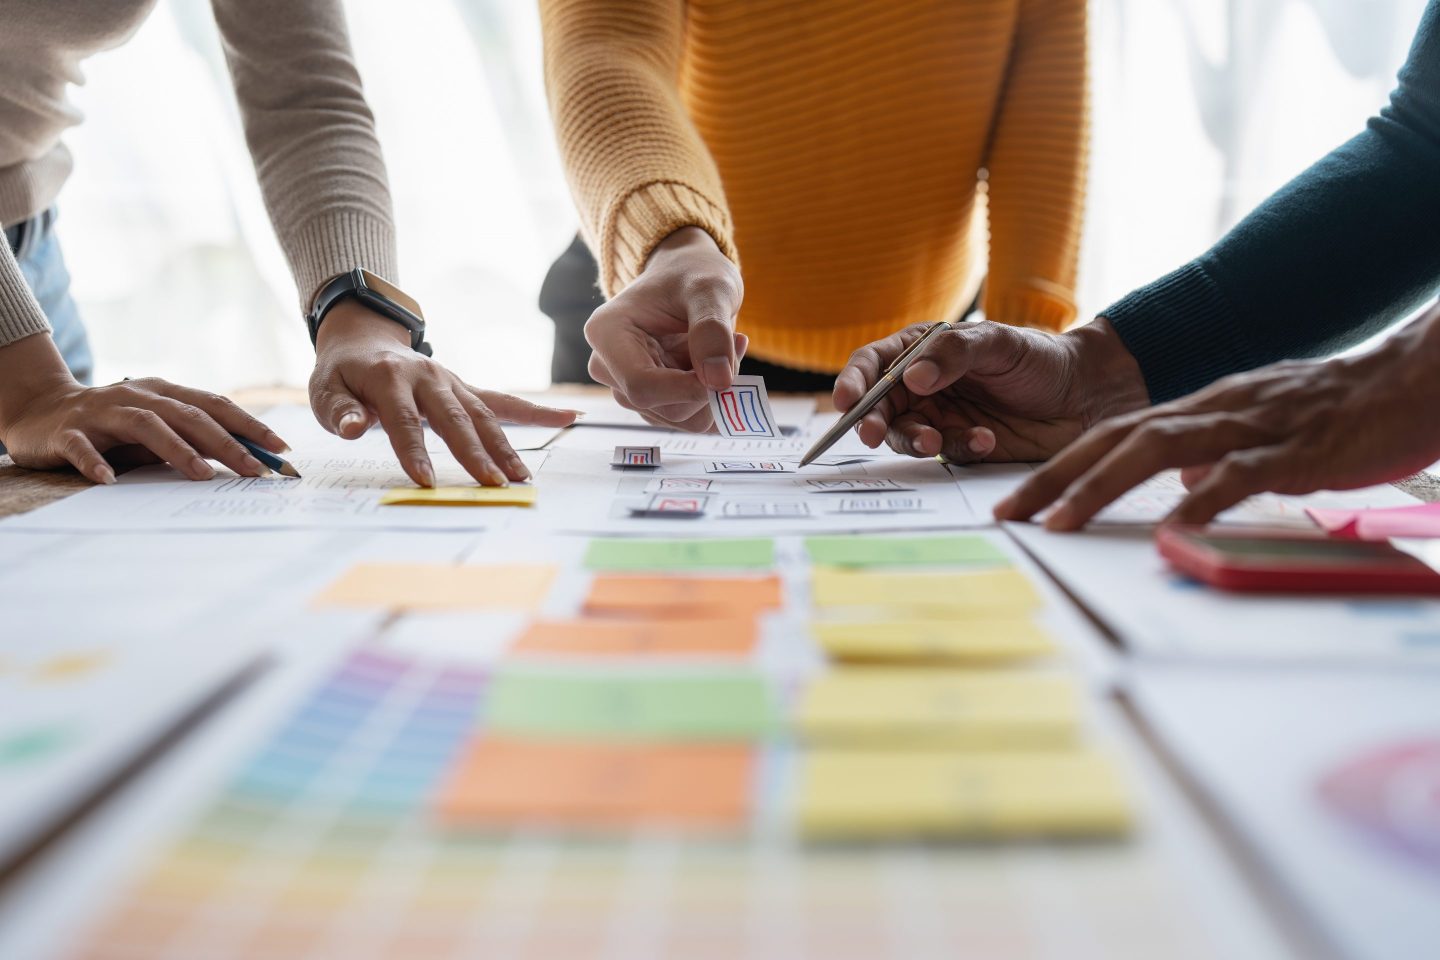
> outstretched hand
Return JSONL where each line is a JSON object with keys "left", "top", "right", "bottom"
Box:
{"left": 995, "top": 302, "right": 1440, "bottom": 530}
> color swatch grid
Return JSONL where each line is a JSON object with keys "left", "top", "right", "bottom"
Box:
{"left": 61, "top": 536, "right": 1141, "bottom": 959}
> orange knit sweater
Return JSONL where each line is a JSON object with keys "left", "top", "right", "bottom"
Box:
{"left": 540, "top": 0, "right": 1088, "bottom": 374}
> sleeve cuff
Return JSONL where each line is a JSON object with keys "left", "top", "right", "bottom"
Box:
{"left": 0, "top": 246, "right": 51, "bottom": 348}
{"left": 983, "top": 282, "right": 1078, "bottom": 332}
{"left": 601, "top": 181, "right": 737, "bottom": 295}
{"left": 1104, "top": 259, "right": 1255, "bottom": 404}
{"left": 284, "top": 209, "right": 399, "bottom": 312}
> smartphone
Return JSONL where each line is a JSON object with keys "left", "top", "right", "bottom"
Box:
{"left": 1155, "top": 527, "right": 1440, "bottom": 594}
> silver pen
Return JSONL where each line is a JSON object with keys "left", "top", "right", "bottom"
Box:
{"left": 799, "top": 320, "right": 953, "bottom": 468}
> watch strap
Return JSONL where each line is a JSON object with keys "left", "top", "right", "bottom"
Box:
{"left": 307, "top": 269, "right": 431, "bottom": 356}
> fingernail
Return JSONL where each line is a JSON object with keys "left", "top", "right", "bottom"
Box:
{"left": 511, "top": 457, "right": 531, "bottom": 481}
{"left": 97, "top": 465, "right": 116, "bottom": 485}
{"left": 566, "top": 410, "right": 587, "bottom": 419}
{"left": 243, "top": 455, "right": 267, "bottom": 476}
{"left": 338, "top": 412, "right": 364, "bottom": 436}
{"left": 904, "top": 361, "right": 939, "bottom": 392}
{"left": 418, "top": 462, "right": 435, "bottom": 488}
{"left": 702, "top": 357, "right": 731, "bottom": 389}
{"left": 489, "top": 472, "right": 509, "bottom": 487}
{"left": 994, "top": 494, "right": 1014, "bottom": 515}
{"left": 193, "top": 457, "right": 216, "bottom": 479}
{"left": 1046, "top": 504, "right": 1074, "bottom": 530}
{"left": 968, "top": 436, "right": 988, "bottom": 454}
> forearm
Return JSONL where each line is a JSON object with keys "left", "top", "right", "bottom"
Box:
{"left": 0, "top": 244, "right": 51, "bottom": 347}
{"left": 540, "top": 0, "right": 736, "bottom": 295}
{"left": 983, "top": 0, "right": 1088, "bottom": 332}
{"left": 211, "top": 0, "right": 397, "bottom": 309}
{"left": 0, "top": 332, "right": 76, "bottom": 437}
{"left": 1108, "top": 2, "right": 1440, "bottom": 403}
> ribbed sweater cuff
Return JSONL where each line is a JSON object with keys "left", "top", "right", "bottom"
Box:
{"left": 1104, "top": 260, "right": 1254, "bottom": 404}
{"left": 284, "top": 209, "right": 399, "bottom": 313}
{"left": 984, "top": 283, "right": 1077, "bottom": 332}
{"left": 0, "top": 244, "right": 51, "bottom": 348}
{"left": 601, "top": 181, "right": 737, "bottom": 295}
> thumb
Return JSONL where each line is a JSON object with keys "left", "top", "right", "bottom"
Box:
{"left": 900, "top": 324, "right": 1013, "bottom": 396}
{"left": 311, "top": 375, "right": 372, "bottom": 439}
{"left": 686, "top": 286, "right": 741, "bottom": 391}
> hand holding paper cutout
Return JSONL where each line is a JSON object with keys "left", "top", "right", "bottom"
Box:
{"left": 584, "top": 228, "right": 749, "bottom": 432}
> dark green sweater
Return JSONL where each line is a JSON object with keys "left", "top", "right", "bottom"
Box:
{"left": 1106, "top": 0, "right": 1440, "bottom": 404}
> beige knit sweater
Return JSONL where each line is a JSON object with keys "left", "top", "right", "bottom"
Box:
{"left": 0, "top": 0, "right": 396, "bottom": 350}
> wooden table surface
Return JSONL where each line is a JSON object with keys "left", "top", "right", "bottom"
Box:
{"left": 2, "top": 386, "right": 1434, "bottom": 519}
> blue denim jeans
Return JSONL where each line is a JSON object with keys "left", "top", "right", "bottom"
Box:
{"left": 12, "top": 208, "right": 93, "bottom": 385}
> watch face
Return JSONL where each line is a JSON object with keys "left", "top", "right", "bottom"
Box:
{"left": 360, "top": 270, "right": 425, "bottom": 320}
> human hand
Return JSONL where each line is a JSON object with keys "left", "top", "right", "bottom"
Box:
{"left": 309, "top": 300, "right": 577, "bottom": 487}
{"left": 0, "top": 333, "right": 286, "bottom": 483}
{"left": 833, "top": 318, "right": 1148, "bottom": 462}
{"left": 584, "top": 227, "right": 748, "bottom": 432}
{"left": 995, "top": 302, "right": 1440, "bottom": 530}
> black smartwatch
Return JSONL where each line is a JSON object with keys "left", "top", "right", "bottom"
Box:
{"left": 307, "top": 268, "right": 432, "bottom": 356}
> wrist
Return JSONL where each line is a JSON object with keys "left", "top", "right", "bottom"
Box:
{"left": 313, "top": 299, "right": 412, "bottom": 353}
{"left": 1067, "top": 317, "right": 1150, "bottom": 428}
{"left": 0, "top": 333, "right": 79, "bottom": 435}
{"left": 644, "top": 226, "right": 725, "bottom": 272}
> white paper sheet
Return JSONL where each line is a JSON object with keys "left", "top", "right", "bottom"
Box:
{"left": 1130, "top": 667, "right": 1440, "bottom": 960}
{"left": 2, "top": 407, "right": 548, "bottom": 532}
{"left": 1005, "top": 522, "right": 1440, "bottom": 667}
{"left": 520, "top": 391, "right": 815, "bottom": 432}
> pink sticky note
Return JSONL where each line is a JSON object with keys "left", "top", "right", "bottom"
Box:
{"left": 1307, "top": 501, "right": 1440, "bottom": 540}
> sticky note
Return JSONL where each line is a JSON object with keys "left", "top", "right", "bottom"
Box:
{"left": 585, "top": 575, "right": 784, "bottom": 617}
{"left": 485, "top": 671, "right": 776, "bottom": 739}
{"left": 379, "top": 486, "right": 537, "bottom": 507}
{"left": 1307, "top": 501, "right": 1440, "bottom": 540}
{"left": 810, "top": 568, "right": 1040, "bottom": 616}
{"left": 583, "top": 538, "right": 774, "bottom": 571}
{"left": 813, "top": 618, "right": 1054, "bottom": 663}
{"left": 709, "top": 375, "right": 779, "bottom": 438}
{"left": 436, "top": 739, "right": 753, "bottom": 828}
{"left": 514, "top": 618, "right": 758, "bottom": 656}
{"left": 314, "top": 563, "right": 555, "bottom": 611}
{"left": 805, "top": 535, "right": 1008, "bottom": 568}
{"left": 797, "top": 670, "right": 1079, "bottom": 747}
{"left": 797, "top": 748, "right": 1132, "bottom": 838}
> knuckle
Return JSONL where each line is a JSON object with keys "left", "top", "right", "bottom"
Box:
{"left": 175, "top": 403, "right": 210, "bottom": 425}
{"left": 123, "top": 407, "right": 163, "bottom": 431}
{"left": 389, "top": 408, "right": 424, "bottom": 431}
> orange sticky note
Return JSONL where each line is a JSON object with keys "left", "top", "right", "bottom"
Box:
{"left": 435, "top": 739, "right": 753, "bottom": 829}
{"left": 514, "top": 618, "right": 758, "bottom": 657}
{"left": 313, "top": 563, "right": 556, "bottom": 611}
{"left": 583, "top": 575, "right": 783, "bottom": 617}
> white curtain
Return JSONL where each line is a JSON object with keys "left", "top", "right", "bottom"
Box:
{"left": 57, "top": 0, "right": 1432, "bottom": 394}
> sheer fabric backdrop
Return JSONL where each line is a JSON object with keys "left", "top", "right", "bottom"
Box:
{"left": 55, "top": 0, "right": 1431, "bottom": 393}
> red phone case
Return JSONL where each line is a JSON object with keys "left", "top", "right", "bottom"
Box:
{"left": 1155, "top": 526, "right": 1440, "bottom": 594}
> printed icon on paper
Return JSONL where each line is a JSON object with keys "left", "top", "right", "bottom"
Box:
{"left": 647, "top": 477, "right": 713, "bottom": 493}
{"left": 804, "top": 478, "right": 913, "bottom": 493}
{"left": 1318, "top": 738, "right": 1440, "bottom": 874}
{"left": 705, "top": 461, "right": 795, "bottom": 474}
{"left": 830, "top": 496, "right": 927, "bottom": 514}
{"left": 721, "top": 501, "right": 811, "bottom": 518}
{"left": 612, "top": 446, "right": 662, "bottom": 468}
{"left": 709, "top": 375, "right": 779, "bottom": 439}
{"left": 630, "top": 494, "right": 708, "bottom": 519}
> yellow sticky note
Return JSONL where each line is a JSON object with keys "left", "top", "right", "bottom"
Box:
{"left": 379, "top": 485, "right": 537, "bottom": 507}
{"left": 810, "top": 568, "right": 1040, "bottom": 616}
{"left": 813, "top": 618, "right": 1054, "bottom": 664}
{"left": 797, "top": 669, "right": 1079, "bottom": 747}
{"left": 797, "top": 748, "right": 1132, "bottom": 838}
{"left": 313, "top": 563, "right": 555, "bottom": 611}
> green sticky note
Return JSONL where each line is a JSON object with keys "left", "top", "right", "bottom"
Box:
{"left": 805, "top": 535, "right": 1009, "bottom": 568}
{"left": 486, "top": 672, "right": 776, "bottom": 739}
{"left": 583, "top": 538, "right": 774, "bottom": 571}
{"left": 0, "top": 726, "right": 72, "bottom": 768}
